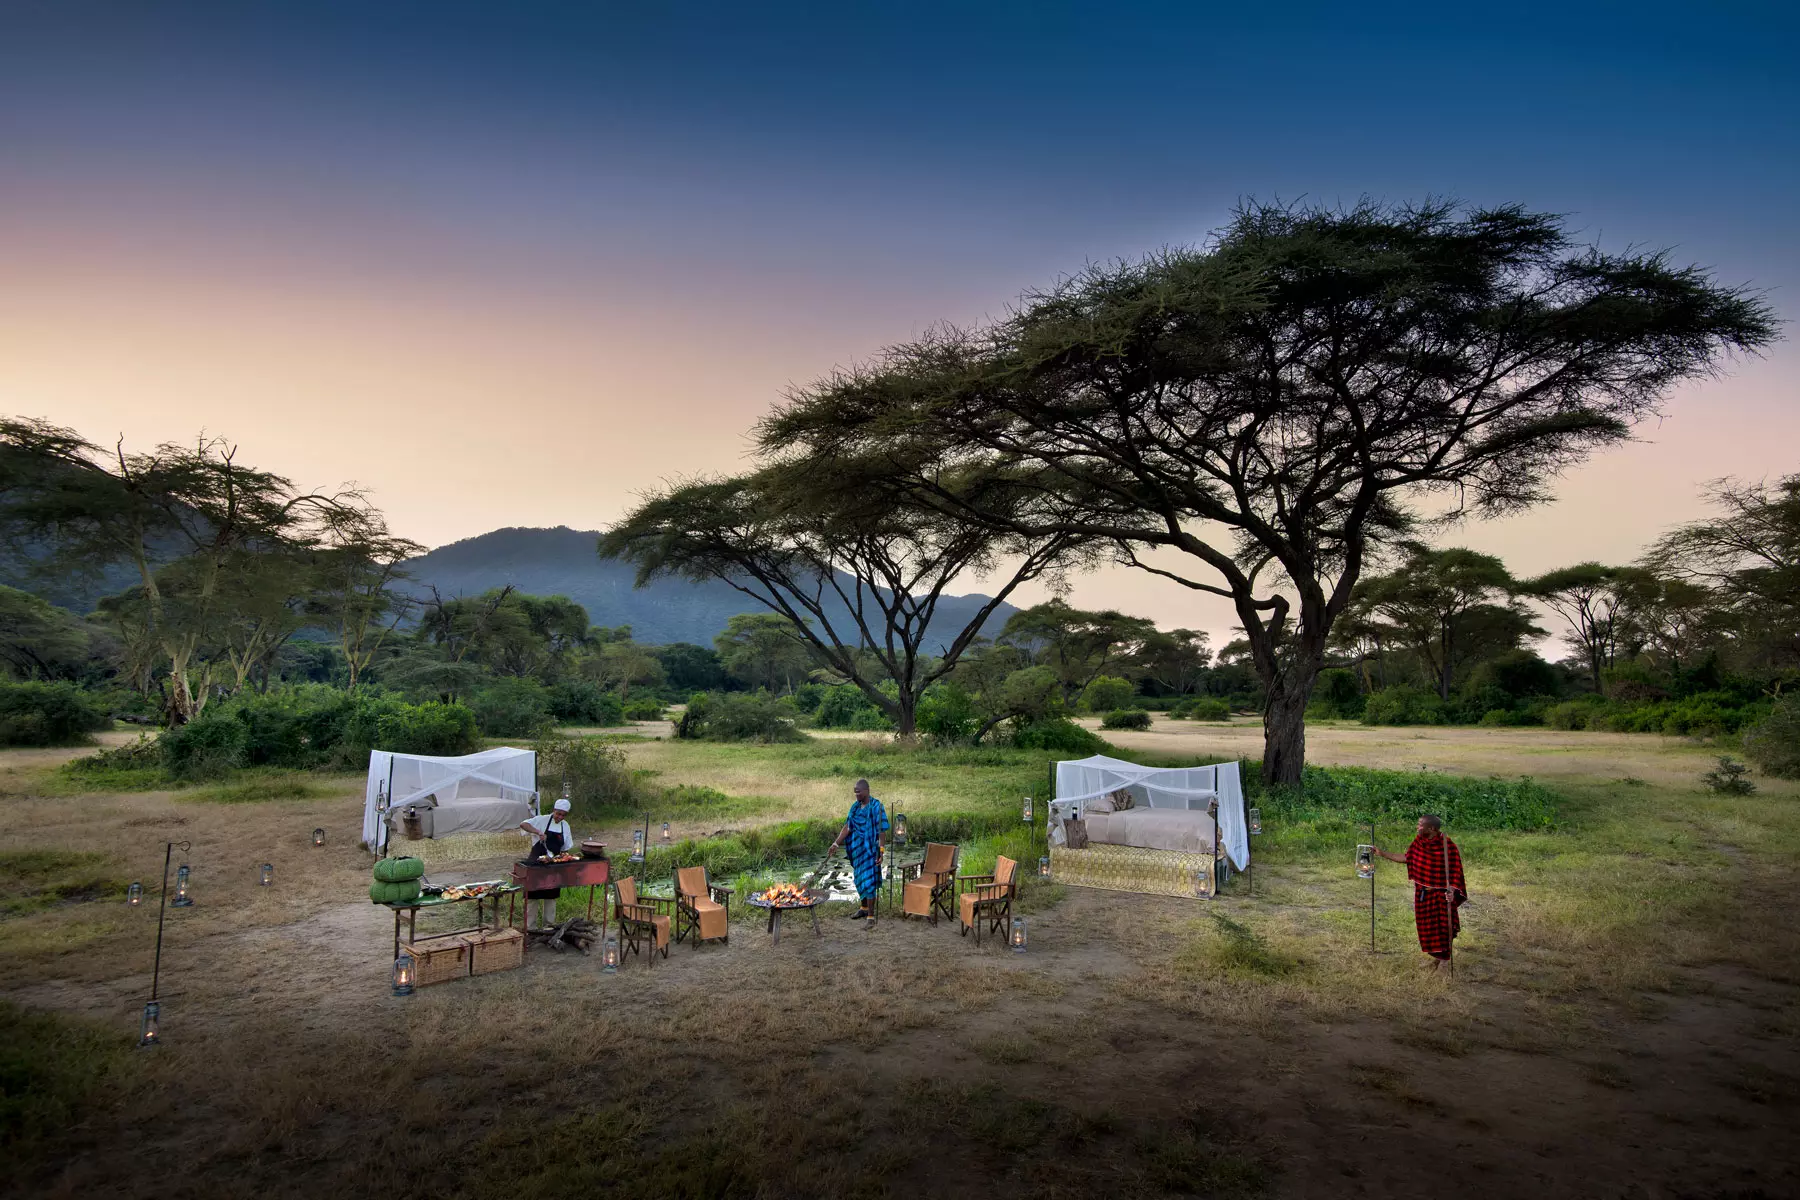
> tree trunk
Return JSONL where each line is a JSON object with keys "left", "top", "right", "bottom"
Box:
{"left": 892, "top": 692, "right": 918, "bottom": 741}
{"left": 1261, "top": 686, "right": 1309, "bottom": 788}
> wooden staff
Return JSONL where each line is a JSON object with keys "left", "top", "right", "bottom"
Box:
{"left": 1442, "top": 831, "right": 1455, "bottom": 979}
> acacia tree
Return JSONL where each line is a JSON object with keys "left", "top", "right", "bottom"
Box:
{"left": 1357, "top": 545, "right": 1524, "bottom": 700}
{"left": 763, "top": 200, "right": 1776, "bottom": 783}
{"left": 313, "top": 506, "right": 423, "bottom": 691}
{"left": 1521, "top": 563, "right": 1633, "bottom": 692}
{"left": 600, "top": 459, "right": 1087, "bottom": 738}
{"left": 996, "top": 600, "right": 1157, "bottom": 702}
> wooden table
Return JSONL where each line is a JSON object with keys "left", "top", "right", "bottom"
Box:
{"left": 510, "top": 857, "right": 611, "bottom": 946}
{"left": 383, "top": 886, "right": 520, "bottom": 961}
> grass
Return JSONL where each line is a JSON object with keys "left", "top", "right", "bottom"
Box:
{"left": 0, "top": 849, "right": 126, "bottom": 916}
{"left": 0, "top": 1001, "right": 134, "bottom": 1174}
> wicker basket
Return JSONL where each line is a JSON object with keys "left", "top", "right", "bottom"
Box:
{"left": 409, "top": 932, "right": 471, "bottom": 986}
{"left": 467, "top": 926, "right": 525, "bottom": 975}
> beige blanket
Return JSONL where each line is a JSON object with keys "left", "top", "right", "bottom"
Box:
{"left": 392, "top": 797, "right": 533, "bottom": 840}
{"left": 1082, "top": 808, "right": 1217, "bottom": 854}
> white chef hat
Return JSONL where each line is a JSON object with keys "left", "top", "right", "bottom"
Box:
{"left": 552, "top": 798, "right": 571, "bottom": 813}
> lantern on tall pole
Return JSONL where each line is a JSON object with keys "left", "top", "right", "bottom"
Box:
{"left": 142, "top": 840, "right": 190, "bottom": 1047}
{"left": 171, "top": 863, "right": 193, "bottom": 907}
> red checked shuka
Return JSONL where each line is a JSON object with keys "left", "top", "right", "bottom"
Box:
{"left": 1405, "top": 833, "right": 1467, "bottom": 960}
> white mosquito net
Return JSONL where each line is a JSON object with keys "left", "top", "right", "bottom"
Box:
{"left": 1051, "top": 754, "right": 1250, "bottom": 869}
{"left": 361, "top": 747, "right": 539, "bottom": 851}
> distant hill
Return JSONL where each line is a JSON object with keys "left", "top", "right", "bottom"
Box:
{"left": 404, "top": 526, "right": 1020, "bottom": 649}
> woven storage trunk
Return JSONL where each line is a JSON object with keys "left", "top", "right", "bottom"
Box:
{"left": 1050, "top": 843, "right": 1214, "bottom": 899}
{"left": 409, "top": 932, "right": 471, "bottom": 986}
{"left": 467, "top": 926, "right": 525, "bottom": 975}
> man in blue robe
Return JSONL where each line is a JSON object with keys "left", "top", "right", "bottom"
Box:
{"left": 830, "top": 778, "right": 889, "bottom": 921}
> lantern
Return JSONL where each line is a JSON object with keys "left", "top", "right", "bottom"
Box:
{"left": 1021, "top": 796, "right": 1033, "bottom": 823}
{"left": 562, "top": 778, "right": 572, "bottom": 802}
{"left": 172, "top": 864, "right": 193, "bottom": 907}
{"left": 137, "top": 1001, "right": 161, "bottom": 1047}
{"left": 312, "top": 827, "right": 326, "bottom": 847}
{"left": 1356, "top": 844, "right": 1375, "bottom": 879}
{"left": 1193, "top": 864, "right": 1215, "bottom": 899}
{"left": 127, "top": 881, "right": 144, "bottom": 906}
{"left": 1009, "top": 916, "right": 1027, "bottom": 953}
{"left": 259, "top": 863, "right": 275, "bottom": 887}
{"left": 893, "top": 812, "right": 908, "bottom": 844}
{"left": 1037, "top": 855, "right": 1050, "bottom": 879}
{"left": 661, "top": 821, "right": 672, "bottom": 847}
{"left": 601, "top": 936, "right": 620, "bottom": 974}
{"left": 630, "top": 828, "right": 645, "bottom": 863}
{"left": 392, "top": 950, "right": 416, "bottom": 996}
{"left": 1248, "top": 807, "right": 1262, "bottom": 836}
{"left": 376, "top": 784, "right": 390, "bottom": 814}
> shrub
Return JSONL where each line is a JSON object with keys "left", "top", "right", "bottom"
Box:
{"left": 677, "top": 692, "right": 807, "bottom": 743}
{"left": 469, "top": 678, "right": 554, "bottom": 739}
{"left": 813, "top": 684, "right": 889, "bottom": 731}
{"left": 1700, "top": 756, "right": 1755, "bottom": 795}
{"left": 1100, "top": 708, "right": 1152, "bottom": 731}
{"left": 1081, "top": 676, "right": 1136, "bottom": 713}
{"left": 1306, "top": 668, "right": 1365, "bottom": 720}
{"left": 1544, "top": 698, "right": 1604, "bottom": 730}
{"left": 362, "top": 699, "right": 480, "bottom": 758}
{"left": 1184, "top": 698, "right": 1231, "bottom": 722}
{"left": 622, "top": 698, "right": 667, "bottom": 721}
{"left": 916, "top": 682, "right": 977, "bottom": 744}
{"left": 546, "top": 681, "right": 625, "bottom": 726}
{"left": 1361, "top": 685, "right": 1446, "bottom": 726}
{"left": 1256, "top": 764, "right": 1559, "bottom": 831}
{"left": 1465, "top": 650, "right": 1562, "bottom": 703}
{"left": 1010, "top": 716, "right": 1107, "bottom": 755}
{"left": 159, "top": 713, "right": 250, "bottom": 780}
{"left": 534, "top": 733, "right": 644, "bottom": 820}
{"left": 1742, "top": 695, "right": 1800, "bottom": 779}
{"left": 0, "top": 682, "right": 112, "bottom": 748}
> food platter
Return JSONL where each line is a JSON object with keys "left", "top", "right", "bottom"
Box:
{"left": 434, "top": 880, "right": 510, "bottom": 901}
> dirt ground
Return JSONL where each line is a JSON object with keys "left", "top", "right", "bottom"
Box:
{"left": 2, "top": 725, "right": 1797, "bottom": 1198}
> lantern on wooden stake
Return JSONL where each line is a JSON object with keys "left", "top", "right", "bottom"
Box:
{"left": 562, "top": 778, "right": 571, "bottom": 803}
{"left": 137, "top": 1001, "right": 161, "bottom": 1047}
{"left": 1037, "top": 855, "right": 1050, "bottom": 879}
{"left": 172, "top": 864, "right": 193, "bottom": 907}
{"left": 630, "top": 828, "right": 645, "bottom": 863}
{"left": 127, "top": 881, "right": 144, "bottom": 906}
{"left": 1248, "top": 807, "right": 1262, "bottom": 836}
{"left": 1356, "top": 845, "right": 1375, "bottom": 880}
{"left": 601, "top": 936, "right": 620, "bottom": 974}
{"left": 311, "top": 827, "right": 326, "bottom": 847}
{"left": 893, "top": 812, "right": 908, "bottom": 844}
{"left": 259, "top": 863, "right": 274, "bottom": 887}
{"left": 392, "top": 950, "right": 416, "bottom": 996}
{"left": 1009, "top": 916, "right": 1027, "bottom": 953}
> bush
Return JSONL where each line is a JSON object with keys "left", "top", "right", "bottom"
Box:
{"left": 1081, "top": 676, "right": 1136, "bottom": 713}
{"left": 1743, "top": 695, "right": 1800, "bottom": 778}
{"left": 622, "top": 698, "right": 667, "bottom": 721}
{"left": 546, "top": 681, "right": 625, "bottom": 726}
{"left": 469, "top": 678, "right": 554, "bottom": 739}
{"left": 1306, "top": 669, "right": 1365, "bottom": 720}
{"left": 1361, "top": 685, "right": 1446, "bottom": 726}
{"left": 361, "top": 699, "right": 480, "bottom": 758}
{"left": 159, "top": 713, "right": 250, "bottom": 780}
{"left": 916, "top": 682, "right": 977, "bottom": 744}
{"left": 0, "top": 682, "right": 112, "bottom": 748}
{"left": 1010, "top": 716, "right": 1107, "bottom": 755}
{"left": 1100, "top": 708, "right": 1152, "bottom": 730}
{"left": 1257, "top": 763, "right": 1559, "bottom": 831}
{"left": 813, "top": 684, "right": 890, "bottom": 731}
{"left": 1544, "top": 697, "right": 1605, "bottom": 730}
{"left": 1465, "top": 650, "right": 1561, "bottom": 703}
{"left": 677, "top": 692, "right": 807, "bottom": 743}
{"left": 1184, "top": 698, "right": 1232, "bottom": 722}
{"left": 534, "top": 733, "right": 644, "bottom": 820}
{"left": 1700, "top": 756, "right": 1755, "bottom": 795}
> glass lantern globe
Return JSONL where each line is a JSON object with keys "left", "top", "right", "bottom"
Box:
{"left": 137, "top": 1001, "right": 161, "bottom": 1047}
{"left": 1356, "top": 845, "right": 1375, "bottom": 879}
{"left": 312, "top": 827, "right": 326, "bottom": 847}
{"left": 893, "top": 812, "right": 908, "bottom": 844}
{"left": 601, "top": 936, "right": 620, "bottom": 974}
{"left": 661, "top": 821, "right": 672, "bottom": 847}
{"left": 376, "top": 785, "right": 390, "bottom": 814}
{"left": 1021, "top": 796, "right": 1033, "bottom": 823}
{"left": 630, "top": 828, "right": 645, "bottom": 863}
{"left": 392, "top": 950, "right": 416, "bottom": 996}
{"left": 1009, "top": 916, "right": 1027, "bottom": 953}
{"left": 1248, "top": 807, "right": 1263, "bottom": 836}
{"left": 562, "top": 778, "right": 572, "bottom": 802}
{"left": 127, "top": 881, "right": 144, "bottom": 906}
{"left": 1037, "top": 855, "right": 1050, "bottom": 879}
{"left": 1193, "top": 865, "right": 1215, "bottom": 899}
{"left": 258, "top": 863, "right": 275, "bottom": 887}
{"left": 172, "top": 864, "right": 193, "bottom": 907}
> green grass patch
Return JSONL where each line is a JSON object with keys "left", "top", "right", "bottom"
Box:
{"left": 0, "top": 850, "right": 125, "bottom": 916}
{"left": 0, "top": 1001, "right": 133, "bottom": 1166}
{"left": 177, "top": 771, "right": 331, "bottom": 804}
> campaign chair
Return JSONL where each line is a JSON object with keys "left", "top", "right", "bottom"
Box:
{"left": 958, "top": 855, "right": 1019, "bottom": 946}
{"left": 612, "top": 875, "right": 671, "bottom": 966}
{"left": 901, "top": 842, "right": 959, "bottom": 926}
{"left": 674, "top": 865, "right": 733, "bottom": 950}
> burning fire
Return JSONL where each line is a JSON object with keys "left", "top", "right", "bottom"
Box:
{"left": 761, "top": 882, "right": 811, "bottom": 907}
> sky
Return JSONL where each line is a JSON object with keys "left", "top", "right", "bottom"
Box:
{"left": 1, "top": 1, "right": 1796, "bottom": 649}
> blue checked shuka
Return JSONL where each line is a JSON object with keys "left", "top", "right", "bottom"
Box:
{"left": 844, "top": 795, "right": 890, "bottom": 901}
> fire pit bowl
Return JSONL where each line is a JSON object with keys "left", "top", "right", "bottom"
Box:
{"left": 746, "top": 886, "right": 827, "bottom": 944}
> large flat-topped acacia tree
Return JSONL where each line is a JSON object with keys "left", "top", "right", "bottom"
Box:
{"left": 763, "top": 200, "right": 1777, "bottom": 783}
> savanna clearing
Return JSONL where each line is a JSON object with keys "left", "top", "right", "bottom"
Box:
{"left": 1, "top": 718, "right": 1796, "bottom": 1199}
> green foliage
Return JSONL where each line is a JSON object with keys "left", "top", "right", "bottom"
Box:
{"left": 676, "top": 692, "right": 807, "bottom": 743}
{"left": 1200, "top": 912, "right": 1294, "bottom": 977}
{"left": 533, "top": 734, "right": 645, "bottom": 821}
{"left": 1255, "top": 763, "right": 1559, "bottom": 832}
{"left": 158, "top": 712, "right": 250, "bottom": 781}
{"left": 470, "top": 677, "right": 555, "bottom": 738}
{"left": 812, "top": 684, "right": 891, "bottom": 731}
{"left": 1173, "top": 697, "right": 1232, "bottom": 721}
{"left": 1010, "top": 716, "right": 1107, "bottom": 755}
{"left": 916, "top": 682, "right": 977, "bottom": 743}
{"left": 0, "top": 1000, "right": 131, "bottom": 1155}
{"left": 1700, "top": 756, "right": 1755, "bottom": 795}
{"left": 621, "top": 698, "right": 666, "bottom": 721}
{"left": 1360, "top": 685, "right": 1446, "bottom": 726}
{"left": 1305, "top": 668, "right": 1365, "bottom": 719}
{"left": 1100, "top": 708, "right": 1152, "bottom": 730}
{"left": 546, "top": 681, "right": 624, "bottom": 726}
{"left": 0, "top": 849, "right": 124, "bottom": 916}
{"left": 1742, "top": 694, "right": 1800, "bottom": 779}
{"left": 0, "top": 682, "right": 112, "bottom": 747}
{"left": 1081, "top": 675, "right": 1136, "bottom": 713}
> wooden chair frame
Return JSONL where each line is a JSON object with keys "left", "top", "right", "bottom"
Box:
{"left": 958, "top": 855, "right": 1018, "bottom": 946}
{"left": 612, "top": 876, "right": 671, "bottom": 966}
{"left": 674, "top": 866, "right": 733, "bottom": 950}
{"left": 901, "top": 842, "right": 960, "bottom": 926}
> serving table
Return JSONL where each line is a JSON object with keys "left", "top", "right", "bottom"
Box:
{"left": 746, "top": 888, "right": 826, "bottom": 945}
{"left": 383, "top": 885, "right": 520, "bottom": 961}
{"left": 510, "top": 857, "right": 611, "bottom": 944}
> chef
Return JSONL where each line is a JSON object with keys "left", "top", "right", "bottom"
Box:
{"left": 518, "top": 797, "right": 576, "bottom": 929}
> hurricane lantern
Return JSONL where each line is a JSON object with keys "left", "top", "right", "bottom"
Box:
{"left": 1248, "top": 807, "right": 1263, "bottom": 836}
{"left": 1021, "top": 796, "right": 1033, "bottom": 823}
{"left": 172, "top": 864, "right": 193, "bottom": 907}
{"left": 1193, "top": 865, "right": 1215, "bottom": 899}
{"left": 311, "top": 827, "right": 326, "bottom": 847}
{"left": 562, "top": 778, "right": 572, "bottom": 802}
{"left": 259, "top": 863, "right": 275, "bottom": 887}
{"left": 137, "top": 1001, "right": 161, "bottom": 1047}
{"left": 392, "top": 950, "right": 416, "bottom": 996}
{"left": 1356, "top": 845, "right": 1375, "bottom": 880}
{"left": 1010, "top": 916, "right": 1027, "bottom": 953}
{"left": 601, "top": 936, "right": 620, "bottom": 974}
{"left": 376, "top": 784, "right": 390, "bottom": 814}
{"left": 127, "top": 881, "right": 144, "bottom": 906}
{"left": 661, "top": 821, "right": 672, "bottom": 847}
{"left": 893, "top": 812, "right": 908, "bottom": 844}
{"left": 1038, "top": 855, "right": 1051, "bottom": 879}
{"left": 630, "top": 828, "right": 645, "bottom": 863}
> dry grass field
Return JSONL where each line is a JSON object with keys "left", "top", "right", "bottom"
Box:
{"left": 2, "top": 718, "right": 1797, "bottom": 1199}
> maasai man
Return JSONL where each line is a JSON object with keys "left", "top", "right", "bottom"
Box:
{"left": 829, "top": 778, "right": 889, "bottom": 921}
{"left": 1375, "top": 815, "right": 1467, "bottom": 967}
